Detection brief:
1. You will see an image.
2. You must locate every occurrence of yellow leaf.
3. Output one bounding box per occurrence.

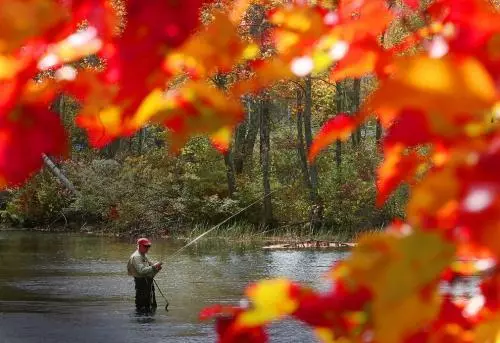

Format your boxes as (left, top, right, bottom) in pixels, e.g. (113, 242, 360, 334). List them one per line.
(164, 13, 246, 78)
(314, 328, 337, 343)
(373, 289, 441, 343)
(474, 315, 500, 343)
(406, 168, 460, 229)
(236, 279, 299, 327)
(0, 0, 66, 53)
(210, 126, 233, 153)
(364, 55, 497, 131)
(0, 55, 21, 79)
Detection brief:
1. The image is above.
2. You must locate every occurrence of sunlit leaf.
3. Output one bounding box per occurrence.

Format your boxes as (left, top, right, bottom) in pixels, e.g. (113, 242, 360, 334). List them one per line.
(210, 126, 233, 154)
(0, 104, 67, 188)
(376, 145, 425, 206)
(0, 0, 66, 53)
(365, 55, 497, 131)
(236, 279, 301, 327)
(406, 168, 460, 231)
(330, 38, 389, 81)
(163, 13, 248, 79)
(308, 114, 360, 162)
(337, 231, 455, 342)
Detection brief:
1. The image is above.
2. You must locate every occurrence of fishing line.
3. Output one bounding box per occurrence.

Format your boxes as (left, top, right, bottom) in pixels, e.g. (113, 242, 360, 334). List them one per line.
(153, 187, 281, 309)
(165, 188, 279, 261)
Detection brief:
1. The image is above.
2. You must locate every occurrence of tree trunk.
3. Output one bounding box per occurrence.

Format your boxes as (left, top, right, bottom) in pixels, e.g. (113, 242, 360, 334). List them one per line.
(240, 98, 260, 172)
(303, 75, 318, 202)
(296, 90, 313, 192)
(376, 120, 383, 144)
(260, 96, 273, 227)
(351, 78, 362, 146)
(223, 149, 237, 198)
(335, 81, 344, 175)
(233, 121, 247, 174)
(42, 153, 78, 195)
(138, 127, 145, 154)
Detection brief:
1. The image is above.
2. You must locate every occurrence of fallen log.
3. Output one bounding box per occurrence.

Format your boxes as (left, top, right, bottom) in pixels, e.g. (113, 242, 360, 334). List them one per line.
(263, 240, 357, 249)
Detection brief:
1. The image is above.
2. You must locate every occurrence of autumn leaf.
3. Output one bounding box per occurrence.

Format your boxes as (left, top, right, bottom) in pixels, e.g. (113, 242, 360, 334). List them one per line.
(337, 231, 455, 343)
(75, 105, 124, 148)
(376, 145, 425, 206)
(230, 58, 293, 97)
(163, 13, 249, 79)
(210, 126, 233, 154)
(269, 4, 329, 57)
(0, 0, 67, 54)
(337, 0, 394, 41)
(0, 104, 67, 188)
(474, 315, 500, 343)
(199, 304, 268, 343)
(330, 37, 390, 81)
(402, 0, 420, 10)
(236, 279, 301, 327)
(308, 113, 360, 162)
(406, 167, 460, 231)
(383, 108, 433, 148)
(364, 55, 497, 130)
(134, 82, 243, 153)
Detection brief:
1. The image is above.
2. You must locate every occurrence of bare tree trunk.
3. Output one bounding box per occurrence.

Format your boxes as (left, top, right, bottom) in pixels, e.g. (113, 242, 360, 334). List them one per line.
(303, 76, 323, 230)
(260, 96, 273, 227)
(223, 149, 237, 198)
(351, 78, 362, 146)
(42, 154, 78, 195)
(240, 99, 260, 172)
(138, 127, 145, 154)
(335, 81, 344, 175)
(303, 75, 318, 202)
(103, 139, 122, 158)
(233, 121, 247, 174)
(296, 90, 313, 192)
(376, 120, 383, 143)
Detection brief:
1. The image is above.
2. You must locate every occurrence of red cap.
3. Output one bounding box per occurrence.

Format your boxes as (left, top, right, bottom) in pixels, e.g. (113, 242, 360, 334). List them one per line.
(137, 238, 152, 247)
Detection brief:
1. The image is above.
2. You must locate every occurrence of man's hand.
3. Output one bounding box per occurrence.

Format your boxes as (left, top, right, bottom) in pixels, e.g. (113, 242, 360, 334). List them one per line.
(154, 262, 163, 271)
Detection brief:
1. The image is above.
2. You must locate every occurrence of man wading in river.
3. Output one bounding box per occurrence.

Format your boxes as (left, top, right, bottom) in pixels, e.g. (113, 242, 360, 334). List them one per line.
(127, 238, 163, 313)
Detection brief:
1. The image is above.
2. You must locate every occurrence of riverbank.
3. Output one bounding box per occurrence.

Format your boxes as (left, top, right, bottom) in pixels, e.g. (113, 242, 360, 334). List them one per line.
(0, 221, 365, 247)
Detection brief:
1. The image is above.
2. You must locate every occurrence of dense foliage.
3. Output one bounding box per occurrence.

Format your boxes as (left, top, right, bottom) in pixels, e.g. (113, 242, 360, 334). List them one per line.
(3, 0, 500, 342)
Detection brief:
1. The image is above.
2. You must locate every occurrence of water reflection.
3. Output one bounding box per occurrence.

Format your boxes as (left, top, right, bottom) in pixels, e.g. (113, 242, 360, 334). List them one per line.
(0, 231, 479, 343)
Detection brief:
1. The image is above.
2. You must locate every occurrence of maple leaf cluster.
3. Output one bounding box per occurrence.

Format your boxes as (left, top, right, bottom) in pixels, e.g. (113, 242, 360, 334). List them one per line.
(3, 0, 500, 342)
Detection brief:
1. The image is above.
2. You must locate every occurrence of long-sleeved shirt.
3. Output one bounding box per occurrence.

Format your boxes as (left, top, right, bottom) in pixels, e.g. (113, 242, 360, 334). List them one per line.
(127, 250, 158, 278)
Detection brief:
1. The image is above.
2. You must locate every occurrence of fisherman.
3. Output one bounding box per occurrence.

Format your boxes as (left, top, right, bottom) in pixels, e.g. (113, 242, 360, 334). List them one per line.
(127, 237, 163, 313)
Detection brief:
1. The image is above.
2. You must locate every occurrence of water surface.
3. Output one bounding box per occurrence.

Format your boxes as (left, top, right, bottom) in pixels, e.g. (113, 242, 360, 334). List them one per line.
(0, 231, 351, 343)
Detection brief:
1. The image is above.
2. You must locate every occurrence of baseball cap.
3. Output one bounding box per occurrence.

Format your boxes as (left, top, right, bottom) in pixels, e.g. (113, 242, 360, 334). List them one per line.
(137, 238, 152, 247)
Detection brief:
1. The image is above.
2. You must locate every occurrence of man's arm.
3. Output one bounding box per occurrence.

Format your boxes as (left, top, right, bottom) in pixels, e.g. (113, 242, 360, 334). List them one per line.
(131, 255, 159, 277)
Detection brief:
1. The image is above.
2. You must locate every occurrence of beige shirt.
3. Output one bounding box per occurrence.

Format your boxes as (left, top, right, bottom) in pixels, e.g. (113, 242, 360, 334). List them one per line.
(127, 250, 158, 278)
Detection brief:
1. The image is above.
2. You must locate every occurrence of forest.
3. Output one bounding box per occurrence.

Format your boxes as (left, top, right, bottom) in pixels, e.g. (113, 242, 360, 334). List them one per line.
(3, 0, 500, 341)
(1, 1, 409, 240)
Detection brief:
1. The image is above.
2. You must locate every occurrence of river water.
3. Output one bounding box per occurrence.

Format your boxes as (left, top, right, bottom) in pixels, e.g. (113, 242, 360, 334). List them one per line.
(0, 231, 357, 343)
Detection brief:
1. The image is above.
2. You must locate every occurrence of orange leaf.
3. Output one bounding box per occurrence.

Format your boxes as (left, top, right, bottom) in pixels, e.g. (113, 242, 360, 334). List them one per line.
(0, 104, 67, 188)
(406, 168, 460, 230)
(364, 55, 497, 129)
(330, 38, 389, 81)
(163, 13, 247, 79)
(308, 114, 360, 162)
(210, 126, 233, 154)
(376, 145, 425, 206)
(0, 0, 66, 54)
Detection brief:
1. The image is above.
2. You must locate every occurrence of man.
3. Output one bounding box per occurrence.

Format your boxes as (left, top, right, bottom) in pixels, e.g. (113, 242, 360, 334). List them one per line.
(127, 237, 162, 313)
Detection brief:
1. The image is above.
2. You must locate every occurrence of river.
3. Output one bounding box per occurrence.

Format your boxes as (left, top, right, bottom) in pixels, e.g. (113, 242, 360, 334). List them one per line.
(0, 231, 359, 343)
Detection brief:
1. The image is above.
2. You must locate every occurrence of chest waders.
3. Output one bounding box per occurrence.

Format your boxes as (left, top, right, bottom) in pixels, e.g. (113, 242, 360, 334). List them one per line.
(134, 277, 157, 313)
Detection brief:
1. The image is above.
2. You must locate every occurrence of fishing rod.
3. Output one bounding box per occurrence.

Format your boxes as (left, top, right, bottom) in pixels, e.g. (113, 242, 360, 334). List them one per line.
(153, 279, 170, 311)
(152, 188, 279, 310)
(166, 188, 279, 260)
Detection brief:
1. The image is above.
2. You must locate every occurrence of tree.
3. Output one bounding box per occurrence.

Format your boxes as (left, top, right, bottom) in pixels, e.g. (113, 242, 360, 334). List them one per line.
(3, 1, 500, 343)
